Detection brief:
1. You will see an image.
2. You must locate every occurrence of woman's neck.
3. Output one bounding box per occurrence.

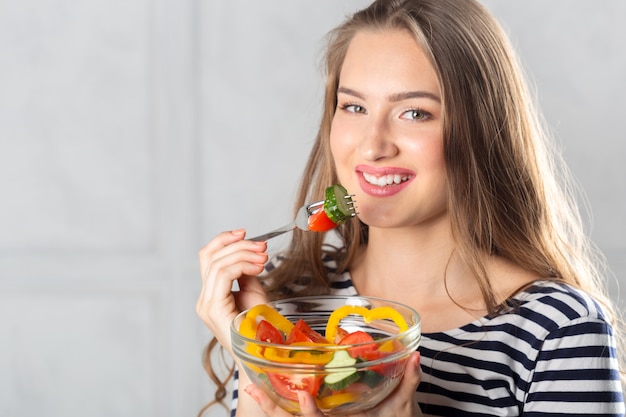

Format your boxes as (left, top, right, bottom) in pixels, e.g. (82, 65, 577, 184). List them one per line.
(349, 223, 488, 333)
(352, 223, 455, 297)
(348, 223, 540, 333)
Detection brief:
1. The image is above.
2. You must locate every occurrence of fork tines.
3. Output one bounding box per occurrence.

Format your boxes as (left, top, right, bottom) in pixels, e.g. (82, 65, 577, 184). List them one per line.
(345, 194, 358, 216)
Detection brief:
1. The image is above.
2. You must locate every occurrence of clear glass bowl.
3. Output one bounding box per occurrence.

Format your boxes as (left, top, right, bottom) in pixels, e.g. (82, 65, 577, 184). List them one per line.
(231, 295, 421, 415)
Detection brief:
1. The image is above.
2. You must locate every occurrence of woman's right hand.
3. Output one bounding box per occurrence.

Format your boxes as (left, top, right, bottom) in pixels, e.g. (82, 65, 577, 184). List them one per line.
(196, 229, 269, 356)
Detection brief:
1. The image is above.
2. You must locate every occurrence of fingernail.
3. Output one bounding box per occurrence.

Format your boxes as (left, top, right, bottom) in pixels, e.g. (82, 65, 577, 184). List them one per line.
(232, 229, 246, 236)
(244, 385, 260, 403)
(297, 390, 308, 406)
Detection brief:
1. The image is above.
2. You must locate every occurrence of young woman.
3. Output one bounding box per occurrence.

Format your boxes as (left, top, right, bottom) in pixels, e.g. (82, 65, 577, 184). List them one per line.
(197, 0, 625, 415)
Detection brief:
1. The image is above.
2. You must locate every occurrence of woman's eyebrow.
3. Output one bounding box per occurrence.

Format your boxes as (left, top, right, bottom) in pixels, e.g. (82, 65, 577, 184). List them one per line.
(337, 87, 365, 99)
(337, 86, 440, 103)
(388, 90, 441, 103)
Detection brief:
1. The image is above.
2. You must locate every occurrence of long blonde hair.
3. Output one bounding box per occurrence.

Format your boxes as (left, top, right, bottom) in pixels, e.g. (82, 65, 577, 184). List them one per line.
(200, 0, 624, 412)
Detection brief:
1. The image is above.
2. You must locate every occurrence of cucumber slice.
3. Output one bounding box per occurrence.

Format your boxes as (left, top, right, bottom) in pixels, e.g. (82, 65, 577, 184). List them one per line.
(324, 184, 353, 224)
(326, 349, 357, 368)
(324, 370, 360, 392)
(359, 369, 385, 388)
(324, 350, 360, 391)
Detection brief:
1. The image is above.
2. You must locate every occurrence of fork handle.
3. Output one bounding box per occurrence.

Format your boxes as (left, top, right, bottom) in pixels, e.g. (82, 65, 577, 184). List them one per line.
(248, 222, 296, 242)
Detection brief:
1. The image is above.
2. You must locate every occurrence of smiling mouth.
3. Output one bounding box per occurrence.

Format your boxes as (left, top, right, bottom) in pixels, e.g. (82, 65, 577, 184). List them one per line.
(362, 172, 412, 187)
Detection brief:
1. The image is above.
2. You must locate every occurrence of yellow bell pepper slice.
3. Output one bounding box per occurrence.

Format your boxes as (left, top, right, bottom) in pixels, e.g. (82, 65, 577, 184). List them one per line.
(237, 316, 264, 366)
(325, 305, 409, 342)
(238, 316, 258, 339)
(244, 304, 294, 335)
(239, 318, 264, 361)
(378, 339, 397, 353)
(317, 391, 359, 409)
(238, 304, 297, 370)
(263, 341, 334, 365)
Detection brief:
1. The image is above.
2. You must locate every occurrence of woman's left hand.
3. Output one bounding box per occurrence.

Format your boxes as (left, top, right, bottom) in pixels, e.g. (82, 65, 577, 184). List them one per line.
(243, 351, 423, 417)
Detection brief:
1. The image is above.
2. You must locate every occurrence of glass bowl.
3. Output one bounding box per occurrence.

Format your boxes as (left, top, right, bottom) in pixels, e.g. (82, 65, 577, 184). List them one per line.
(231, 295, 421, 415)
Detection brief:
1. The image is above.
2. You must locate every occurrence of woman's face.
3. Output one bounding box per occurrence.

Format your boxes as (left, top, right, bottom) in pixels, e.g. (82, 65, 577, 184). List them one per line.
(330, 29, 447, 231)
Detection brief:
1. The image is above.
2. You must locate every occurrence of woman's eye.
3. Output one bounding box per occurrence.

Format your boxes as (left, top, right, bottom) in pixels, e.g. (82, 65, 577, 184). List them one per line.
(401, 109, 429, 121)
(341, 104, 366, 114)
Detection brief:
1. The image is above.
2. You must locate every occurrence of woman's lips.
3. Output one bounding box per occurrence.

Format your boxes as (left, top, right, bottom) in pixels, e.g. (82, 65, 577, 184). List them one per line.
(355, 165, 415, 197)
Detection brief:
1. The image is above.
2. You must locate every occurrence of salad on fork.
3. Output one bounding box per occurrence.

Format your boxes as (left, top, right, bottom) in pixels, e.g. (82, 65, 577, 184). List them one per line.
(249, 184, 357, 242)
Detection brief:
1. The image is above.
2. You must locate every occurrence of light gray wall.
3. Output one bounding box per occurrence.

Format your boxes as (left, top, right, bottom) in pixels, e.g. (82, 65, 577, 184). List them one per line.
(481, 0, 626, 309)
(1, 1, 623, 416)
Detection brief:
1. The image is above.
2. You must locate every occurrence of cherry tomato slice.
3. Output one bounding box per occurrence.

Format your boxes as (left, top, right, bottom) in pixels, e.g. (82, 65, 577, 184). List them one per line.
(307, 208, 337, 232)
(255, 320, 284, 344)
(267, 372, 323, 402)
(338, 331, 380, 360)
(286, 319, 328, 344)
(333, 326, 349, 344)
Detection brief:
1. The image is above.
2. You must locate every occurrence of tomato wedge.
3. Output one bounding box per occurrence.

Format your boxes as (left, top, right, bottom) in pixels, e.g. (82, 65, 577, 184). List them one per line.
(333, 326, 349, 344)
(338, 330, 380, 360)
(267, 372, 323, 402)
(286, 319, 327, 344)
(307, 208, 337, 232)
(255, 320, 284, 344)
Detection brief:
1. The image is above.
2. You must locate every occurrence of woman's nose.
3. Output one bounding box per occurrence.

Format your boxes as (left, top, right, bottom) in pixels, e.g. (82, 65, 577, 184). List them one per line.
(359, 116, 398, 161)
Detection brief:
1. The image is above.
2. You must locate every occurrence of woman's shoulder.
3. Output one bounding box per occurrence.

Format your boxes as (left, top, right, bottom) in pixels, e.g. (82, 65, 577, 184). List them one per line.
(503, 280, 613, 333)
(434, 280, 618, 366)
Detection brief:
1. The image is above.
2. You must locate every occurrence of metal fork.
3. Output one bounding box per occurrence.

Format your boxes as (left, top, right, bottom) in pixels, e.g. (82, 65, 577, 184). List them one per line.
(248, 198, 355, 242)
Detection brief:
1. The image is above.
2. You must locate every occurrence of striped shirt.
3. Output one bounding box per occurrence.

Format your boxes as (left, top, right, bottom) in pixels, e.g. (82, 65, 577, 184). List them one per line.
(231, 257, 625, 416)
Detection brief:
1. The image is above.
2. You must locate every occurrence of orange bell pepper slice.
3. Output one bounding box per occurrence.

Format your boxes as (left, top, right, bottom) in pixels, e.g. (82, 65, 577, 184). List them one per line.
(324, 305, 409, 343)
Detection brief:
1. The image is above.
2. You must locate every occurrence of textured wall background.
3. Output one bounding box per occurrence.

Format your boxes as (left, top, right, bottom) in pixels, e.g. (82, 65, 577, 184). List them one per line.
(1, 1, 624, 416)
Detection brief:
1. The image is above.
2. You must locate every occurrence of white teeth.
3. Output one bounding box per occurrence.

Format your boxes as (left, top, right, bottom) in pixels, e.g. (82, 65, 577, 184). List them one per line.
(363, 172, 410, 186)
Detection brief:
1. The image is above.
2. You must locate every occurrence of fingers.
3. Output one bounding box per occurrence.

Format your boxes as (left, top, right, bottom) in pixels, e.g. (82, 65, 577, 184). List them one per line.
(394, 351, 423, 415)
(398, 351, 421, 394)
(234, 274, 269, 310)
(204, 245, 267, 302)
(198, 229, 246, 276)
(196, 229, 269, 347)
(243, 385, 326, 417)
(198, 230, 267, 300)
(297, 391, 326, 417)
(243, 385, 295, 417)
(198, 230, 267, 285)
